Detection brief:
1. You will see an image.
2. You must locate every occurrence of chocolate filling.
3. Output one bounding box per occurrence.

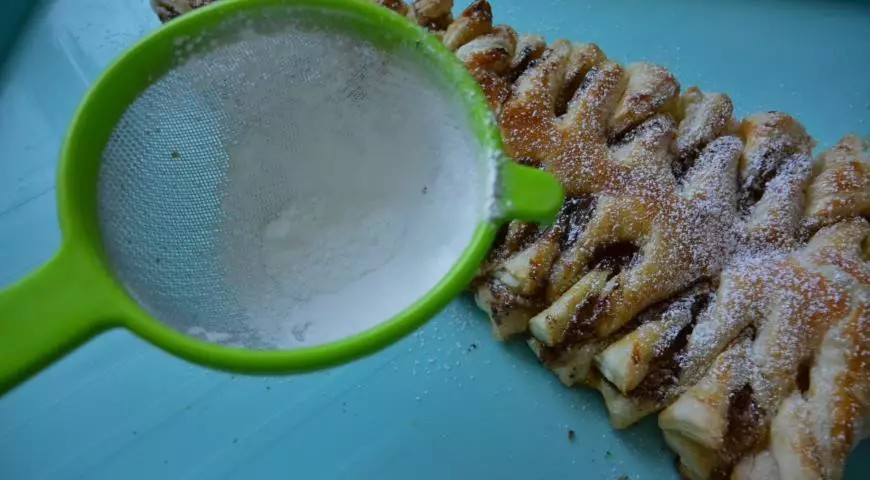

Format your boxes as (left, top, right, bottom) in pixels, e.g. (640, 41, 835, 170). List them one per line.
(608, 112, 672, 147)
(711, 384, 765, 479)
(588, 242, 640, 274)
(556, 196, 597, 250)
(537, 341, 570, 367)
(416, 15, 449, 31)
(629, 323, 693, 402)
(577, 66, 599, 96)
(499, 221, 540, 257)
(560, 294, 602, 345)
(860, 230, 870, 261)
(509, 47, 545, 84)
(740, 165, 779, 211)
(739, 145, 809, 212)
(515, 156, 539, 167)
(625, 285, 712, 402)
(671, 156, 694, 181)
(555, 67, 588, 117)
(796, 358, 812, 395)
(519, 58, 543, 82)
(549, 242, 640, 346)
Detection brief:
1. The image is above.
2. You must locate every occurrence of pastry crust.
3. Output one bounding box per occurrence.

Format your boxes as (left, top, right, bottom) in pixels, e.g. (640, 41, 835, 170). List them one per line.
(151, 0, 217, 22)
(803, 135, 870, 233)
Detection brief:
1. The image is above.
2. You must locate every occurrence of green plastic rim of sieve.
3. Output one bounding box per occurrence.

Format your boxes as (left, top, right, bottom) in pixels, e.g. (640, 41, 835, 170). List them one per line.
(0, 0, 563, 394)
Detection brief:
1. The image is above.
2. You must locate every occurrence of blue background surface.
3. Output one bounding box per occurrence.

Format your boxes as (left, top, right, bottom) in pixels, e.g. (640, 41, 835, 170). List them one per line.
(0, 0, 869, 478)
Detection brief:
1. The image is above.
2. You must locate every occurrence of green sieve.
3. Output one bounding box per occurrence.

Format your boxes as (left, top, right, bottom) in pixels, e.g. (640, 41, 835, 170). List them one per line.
(0, 0, 562, 394)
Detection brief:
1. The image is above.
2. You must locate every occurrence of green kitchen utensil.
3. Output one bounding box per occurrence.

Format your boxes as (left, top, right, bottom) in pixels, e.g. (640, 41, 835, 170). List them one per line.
(0, 0, 563, 394)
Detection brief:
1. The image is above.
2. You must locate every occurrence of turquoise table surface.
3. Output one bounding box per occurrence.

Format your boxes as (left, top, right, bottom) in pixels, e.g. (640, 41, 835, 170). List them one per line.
(1, 0, 869, 478)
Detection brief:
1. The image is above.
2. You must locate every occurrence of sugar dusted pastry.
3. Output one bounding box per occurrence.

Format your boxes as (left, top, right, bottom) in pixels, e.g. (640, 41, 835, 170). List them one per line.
(151, 0, 218, 22)
(662, 219, 870, 478)
(154, 1, 870, 478)
(803, 135, 870, 233)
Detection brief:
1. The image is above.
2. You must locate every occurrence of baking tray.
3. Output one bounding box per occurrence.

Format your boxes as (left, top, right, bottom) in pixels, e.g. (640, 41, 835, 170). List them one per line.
(1, 0, 868, 478)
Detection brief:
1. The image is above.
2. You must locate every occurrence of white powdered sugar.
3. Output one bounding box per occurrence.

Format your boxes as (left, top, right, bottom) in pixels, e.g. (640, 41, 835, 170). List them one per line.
(171, 19, 494, 348)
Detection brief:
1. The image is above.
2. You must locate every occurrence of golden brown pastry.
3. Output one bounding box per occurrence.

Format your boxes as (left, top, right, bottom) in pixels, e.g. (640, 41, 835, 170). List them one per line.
(661, 219, 870, 479)
(803, 135, 870, 233)
(151, 0, 218, 22)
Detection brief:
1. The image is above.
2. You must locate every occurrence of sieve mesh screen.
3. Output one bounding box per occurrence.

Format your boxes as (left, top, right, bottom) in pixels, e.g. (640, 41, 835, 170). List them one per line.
(98, 8, 490, 350)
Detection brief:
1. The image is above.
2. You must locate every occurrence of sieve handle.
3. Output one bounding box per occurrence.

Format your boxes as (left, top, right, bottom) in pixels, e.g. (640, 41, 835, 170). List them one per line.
(0, 249, 114, 395)
(497, 161, 564, 224)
